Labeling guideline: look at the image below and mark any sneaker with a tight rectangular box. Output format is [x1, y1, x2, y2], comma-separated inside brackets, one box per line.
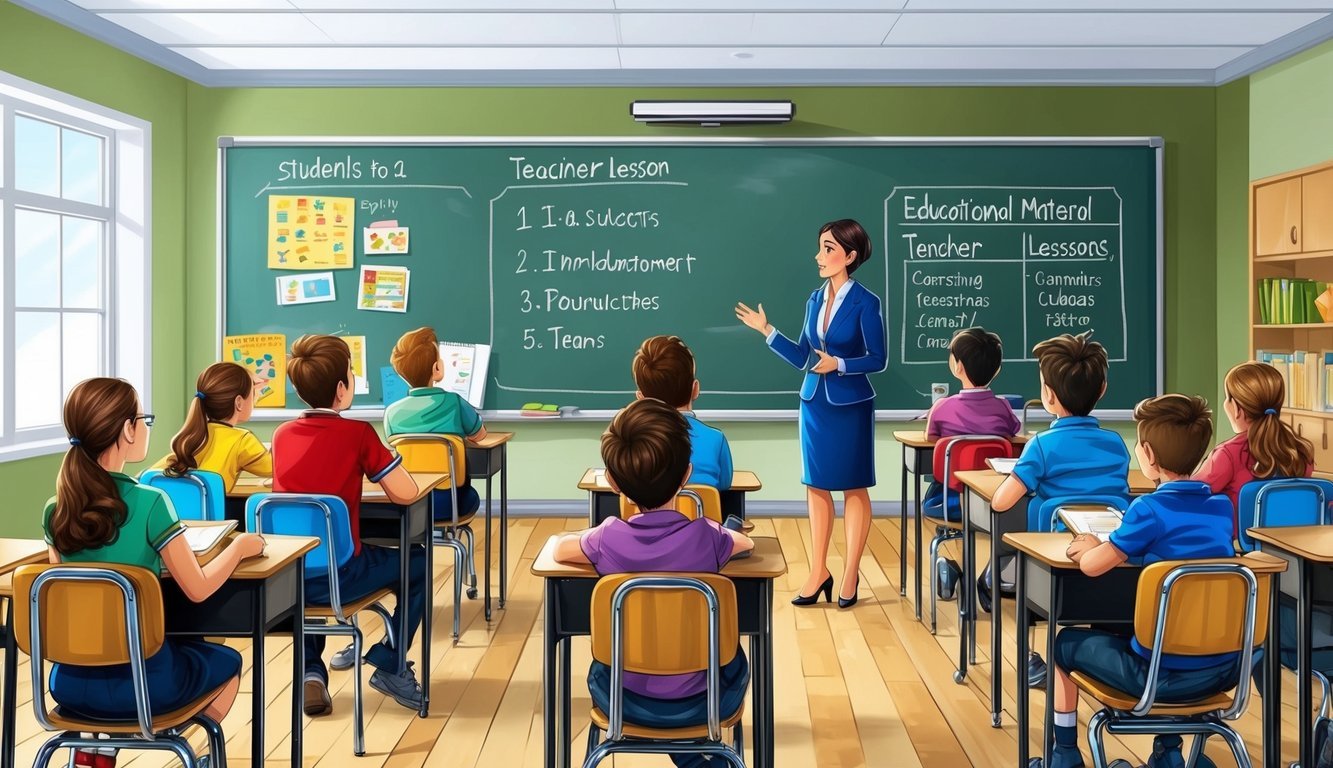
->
[303, 673, 332, 717]
[369, 661, 424, 711]
[1143, 735, 1215, 768]
[936, 557, 961, 602]
[1026, 745, 1085, 768]
[195, 756, 210, 768]
[73, 748, 115, 768]
[1028, 652, 1048, 688]
[977, 572, 993, 614]
[330, 643, 357, 671]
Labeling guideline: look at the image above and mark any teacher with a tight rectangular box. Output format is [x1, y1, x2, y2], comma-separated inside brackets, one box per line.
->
[736, 219, 886, 609]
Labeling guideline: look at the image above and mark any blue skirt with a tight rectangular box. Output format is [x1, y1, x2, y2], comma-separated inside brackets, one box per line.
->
[50, 639, 241, 721]
[799, 382, 876, 491]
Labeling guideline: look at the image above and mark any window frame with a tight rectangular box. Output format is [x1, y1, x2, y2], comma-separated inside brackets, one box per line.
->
[0, 70, 151, 461]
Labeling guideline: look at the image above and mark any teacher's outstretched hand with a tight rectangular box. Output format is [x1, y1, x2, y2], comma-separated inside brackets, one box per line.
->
[736, 218, 887, 610]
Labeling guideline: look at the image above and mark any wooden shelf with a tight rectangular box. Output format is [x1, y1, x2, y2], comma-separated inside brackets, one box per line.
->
[1281, 408, 1333, 418]
[1255, 323, 1333, 329]
[1254, 249, 1333, 263]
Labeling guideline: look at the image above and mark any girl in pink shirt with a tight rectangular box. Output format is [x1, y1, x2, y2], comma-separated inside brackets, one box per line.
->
[1195, 361, 1314, 535]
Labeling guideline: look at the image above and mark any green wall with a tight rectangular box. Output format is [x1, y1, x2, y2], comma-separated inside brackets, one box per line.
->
[0, 4, 188, 536]
[1216, 79, 1251, 438]
[1250, 38, 1333, 179]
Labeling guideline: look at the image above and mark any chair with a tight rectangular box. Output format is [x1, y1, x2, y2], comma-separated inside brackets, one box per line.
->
[13, 563, 227, 768]
[618, 486, 721, 524]
[1021, 398, 1045, 434]
[1236, 477, 1333, 552]
[583, 573, 745, 768]
[388, 433, 474, 622]
[924, 436, 1014, 639]
[139, 469, 227, 522]
[1039, 495, 1131, 535]
[1070, 559, 1273, 768]
[246, 493, 397, 756]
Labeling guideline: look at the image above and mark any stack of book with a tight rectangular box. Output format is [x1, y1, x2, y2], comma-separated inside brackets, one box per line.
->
[1257, 349, 1333, 411]
[1257, 278, 1332, 324]
[520, 402, 561, 418]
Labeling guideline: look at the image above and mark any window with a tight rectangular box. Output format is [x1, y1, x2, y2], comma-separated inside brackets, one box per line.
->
[0, 72, 150, 459]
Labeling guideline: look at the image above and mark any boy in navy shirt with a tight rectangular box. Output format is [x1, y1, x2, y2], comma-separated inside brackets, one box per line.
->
[632, 335, 734, 490]
[1045, 394, 1235, 768]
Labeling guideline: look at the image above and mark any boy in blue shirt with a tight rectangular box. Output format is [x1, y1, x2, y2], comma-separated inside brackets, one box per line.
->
[1045, 394, 1235, 768]
[632, 335, 733, 491]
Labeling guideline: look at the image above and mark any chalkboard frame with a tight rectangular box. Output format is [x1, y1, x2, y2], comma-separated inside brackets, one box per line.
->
[217, 135, 1164, 422]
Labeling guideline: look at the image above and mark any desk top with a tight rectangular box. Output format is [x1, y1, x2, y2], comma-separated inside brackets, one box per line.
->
[159, 534, 318, 581]
[891, 430, 1031, 449]
[578, 468, 762, 493]
[1248, 526, 1333, 564]
[230, 471, 448, 504]
[955, 468, 1154, 503]
[1003, 531, 1288, 574]
[0, 538, 48, 575]
[531, 535, 787, 579]
[469, 431, 513, 450]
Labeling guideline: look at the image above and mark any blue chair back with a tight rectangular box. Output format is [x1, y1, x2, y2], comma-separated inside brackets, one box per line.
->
[245, 493, 354, 577]
[1035, 494, 1130, 534]
[139, 469, 226, 522]
[1237, 478, 1333, 552]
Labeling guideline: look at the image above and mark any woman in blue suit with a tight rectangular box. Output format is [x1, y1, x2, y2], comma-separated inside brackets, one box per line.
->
[736, 219, 886, 609]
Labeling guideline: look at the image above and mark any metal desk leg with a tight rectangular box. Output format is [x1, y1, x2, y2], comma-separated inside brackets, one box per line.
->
[749, 632, 763, 768]
[484, 467, 494, 621]
[900, 443, 908, 597]
[1016, 554, 1030, 766]
[1301, 561, 1315, 768]
[913, 463, 923, 621]
[990, 513, 1003, 728]
[1263, 576, 1281, 768]
[2, 598, 17, 768]
[762, 579, 776, 768]
[421, 512, 433, 717]
[400, 511, 411, 675]
[561, 637, 571, 768]
[500, 442, 509, 609]
[957, 510, 971, 682]
[543, 580, 558, 768]
[252, 585, 266, 766]
[1043, 570, 1059, 768]
[292, 561, 305, 765]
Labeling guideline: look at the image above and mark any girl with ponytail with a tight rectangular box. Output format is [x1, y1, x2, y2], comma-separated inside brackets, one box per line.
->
[46, 378, 265, 767]
[155, 362, 271, 492]
[1195, 361, 1315, 534]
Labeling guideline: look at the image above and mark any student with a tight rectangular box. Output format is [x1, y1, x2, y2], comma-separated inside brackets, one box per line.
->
[45, 378, 265, 768]
[272, 334, 425, 716]
[1194, 360, 1314, 534]
[632, 334, 734, 490]
[925, 326, 1021, 439]
[991, 331, 1131, 687]
[154, 361, 272, 492]
[383, 326, 485, 519]
[552, 399, 753, 768]
[1049, 394, 1235, 768]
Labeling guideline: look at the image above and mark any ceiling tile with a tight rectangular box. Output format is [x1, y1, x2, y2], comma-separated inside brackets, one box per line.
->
[617, 45, 1250, 69]
[306, 12, 618, 45]
[100, 12, 334, 45]
[174, 46, 622, 69]
[619, 12, 899, 45]
[885, 12, 1326, 46]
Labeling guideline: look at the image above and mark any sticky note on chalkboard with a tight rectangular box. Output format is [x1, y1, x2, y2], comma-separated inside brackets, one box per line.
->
[381, 366, 409, 406]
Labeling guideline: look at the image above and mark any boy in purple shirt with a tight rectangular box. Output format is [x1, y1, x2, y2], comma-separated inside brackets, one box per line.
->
[554, 399, 752, 766]
[926, 326, 1020, 439]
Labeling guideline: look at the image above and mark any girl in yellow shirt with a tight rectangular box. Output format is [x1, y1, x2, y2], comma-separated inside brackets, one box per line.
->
[158, 362, 272, 491]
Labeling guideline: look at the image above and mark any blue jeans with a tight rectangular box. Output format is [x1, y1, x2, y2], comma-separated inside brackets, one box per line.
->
[1054, 628, 1240, 703]
[433, 484, 480, 522]
[587, 652, 749, 768]
[304, 543, 427, 680]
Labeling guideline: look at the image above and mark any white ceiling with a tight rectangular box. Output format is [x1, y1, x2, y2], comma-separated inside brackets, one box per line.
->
[11, 0, 1333, 86]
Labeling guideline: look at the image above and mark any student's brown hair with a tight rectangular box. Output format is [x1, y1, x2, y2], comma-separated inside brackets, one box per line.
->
[50, 378, 139, 555]
[1225, 361, 1314, 478]
[164, 362, 253, 477]
[632, 335, 695, 409]
[392, 327, 439, 388]
[949, 327, 1004, 387]
[1134, 394, 1214, 476]
[288, 334, 351, 409]
[601, 399, 692, 511]
[1033, 331, 1108, 417]
[819, 219, 872, 275]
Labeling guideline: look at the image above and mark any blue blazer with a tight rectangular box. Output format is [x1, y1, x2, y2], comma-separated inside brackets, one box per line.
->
[768, 280, 887, 406]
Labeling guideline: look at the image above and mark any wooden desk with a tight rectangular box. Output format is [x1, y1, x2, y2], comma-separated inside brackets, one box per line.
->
[577, 469, 763, 526]
[230, 471, 446, 717]
[531, 536, 787, 768]
[1247, 525, 1333, 768]
[467, 431, 513, 621]
[161, 535, 316, 767]
[1003, 532, 1284, 767]
[0, 539, 53, 768]
[955, 468, 1151, 726]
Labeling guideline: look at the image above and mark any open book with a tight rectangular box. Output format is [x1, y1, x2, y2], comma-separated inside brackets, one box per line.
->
[438, 341, 490, 409]
[986, 457, 1018, 475]
[1057, 504, 1124, 540]
[182, 520, 237, 555]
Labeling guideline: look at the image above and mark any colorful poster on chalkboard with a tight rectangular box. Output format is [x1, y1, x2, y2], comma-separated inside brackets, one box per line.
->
[222, 333, 286, 408]
[364, 220, 409, 255]
[357, 265, 410, 312]
[275, 271, 336, 306]
[346, 335, 370, 395]
[267, 195, 354, 270]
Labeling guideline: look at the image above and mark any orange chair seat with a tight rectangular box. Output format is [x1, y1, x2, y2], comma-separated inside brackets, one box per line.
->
[434, 509, 477, 528]
[307, 587, 396, 619]
[1069, 672, 1236, 716]
[46, 682, 229, 733]
[589, 704, 745, 740]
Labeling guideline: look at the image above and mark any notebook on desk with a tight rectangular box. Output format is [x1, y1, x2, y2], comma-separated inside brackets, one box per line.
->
[1057, 504, 1124, 541]
[183, 520, 237, 555]
[987, 457, 1018, 474]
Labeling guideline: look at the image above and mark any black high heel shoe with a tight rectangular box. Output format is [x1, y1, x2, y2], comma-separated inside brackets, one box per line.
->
[838, 576, 860, 609]
[792, 574, 834, 606]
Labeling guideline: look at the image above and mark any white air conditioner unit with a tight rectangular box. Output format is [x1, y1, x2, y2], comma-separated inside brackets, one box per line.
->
[630, 100, 794, 126]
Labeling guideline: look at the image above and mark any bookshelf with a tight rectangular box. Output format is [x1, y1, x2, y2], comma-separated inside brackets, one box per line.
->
[1250, 159, 1333, 468]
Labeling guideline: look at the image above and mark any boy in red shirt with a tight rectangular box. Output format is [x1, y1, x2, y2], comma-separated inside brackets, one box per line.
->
[273, 334, 425, 716]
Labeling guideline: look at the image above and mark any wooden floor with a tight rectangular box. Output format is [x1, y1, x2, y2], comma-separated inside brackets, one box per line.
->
[6, 515, 1314, 767]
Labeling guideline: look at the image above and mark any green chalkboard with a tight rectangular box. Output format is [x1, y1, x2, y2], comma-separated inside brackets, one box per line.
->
[221, 138, 1162, 413]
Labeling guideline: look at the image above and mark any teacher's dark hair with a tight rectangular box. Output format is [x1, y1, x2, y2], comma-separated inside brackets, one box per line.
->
[601, 399, 692, 511]
[819, 219, 872, 275]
